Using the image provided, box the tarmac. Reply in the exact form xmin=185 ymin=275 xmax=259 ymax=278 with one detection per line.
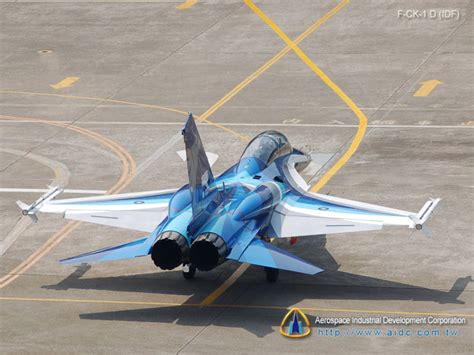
xmin=0 ymin=0 xmax=473 ymax=353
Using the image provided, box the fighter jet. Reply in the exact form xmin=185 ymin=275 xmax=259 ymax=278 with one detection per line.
xmin=17 ymin=114 xmax=440 ymax=281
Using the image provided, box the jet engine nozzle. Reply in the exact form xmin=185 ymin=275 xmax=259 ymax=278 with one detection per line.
xmin=151 ymin=231 xmax=189 ymax=270
xmin=190 ymin=233 xmax=227 ymax=271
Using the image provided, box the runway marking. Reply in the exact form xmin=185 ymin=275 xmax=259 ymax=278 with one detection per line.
xmin=282 ymin=118 xmax=301 ymax=124
xmin=200 ymin=0 xmax=351 ymax=306
xmin=245 ymin=0 xmax=368 ymax=194
xmin=0 ymin=218 xmax=32 ymax=257
xmin=77 ymin=122 xmax=474 ymax=129
xmin=0 ymin=148 xmax=70 ymax=188
xmin=0 ymin=90 xmax=249 ymax=141
xmin=176 ymin=0 xmax=197 ymax=10
xmin=414 ymin=79 xmax=442 ymax=97
xmin=2 ymin=120 xmax=473 ymax=129
xmin=0 ymin=90 xmax=188 ymax=115
xmin=1 ymin=0 xmax=350 ymax=304
xmin=136 ymin=132 xmax=183 ymax=175
xmin=200 ymin=263 xmax=249 ymax=306
xmin=0 ymin=296 xmax=472 ymax=318
xmin=0 ymin=114 xmax=136 ymax=288
xmin=198 ymin=0 xmax=351 ymax=121
xmin=0 ymin=148 xmax=70 ymax=256
xmin=0 ymin=188 xmax=106 ymax=194
xmin=50 ymin=77 xmax=80 ymax=90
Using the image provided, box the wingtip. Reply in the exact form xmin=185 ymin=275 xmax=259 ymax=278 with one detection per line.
xmin=16 ymin=200 xmax=28 ymax=211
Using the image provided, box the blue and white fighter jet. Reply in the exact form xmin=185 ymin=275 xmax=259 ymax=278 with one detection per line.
xmin=18 ymin=114 xmax=440 ymax=281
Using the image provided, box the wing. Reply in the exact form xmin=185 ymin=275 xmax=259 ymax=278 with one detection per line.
xmin=267 ymin=152 xmax=440 ymax=238
xmin=25 ymin=188 xmax=176 ymax=232
xmin=270 ymin=191 xmax=440 ymax=238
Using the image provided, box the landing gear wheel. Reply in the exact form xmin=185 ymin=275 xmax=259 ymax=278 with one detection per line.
xmin=182 ymin=264 xmax=196 ymax=280
xmin=264 ymin=267 xmax=279 ymax=282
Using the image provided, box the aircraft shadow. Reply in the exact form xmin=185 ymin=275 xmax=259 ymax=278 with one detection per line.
xmin=44 ymin=236 xmax=471 ymax=338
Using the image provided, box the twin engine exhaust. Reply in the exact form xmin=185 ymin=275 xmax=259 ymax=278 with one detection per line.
xmin=189 ymin=233 xmax=227 ymax=271
xmin=151 ymin=231 xmax=227 ymax=271
xmin=151 ymin=231 xmax=189 ymax=270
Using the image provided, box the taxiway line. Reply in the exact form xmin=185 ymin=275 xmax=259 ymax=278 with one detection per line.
xmin=0 ymin=147 xmax=70 ymax=188
xmin=0 ymin=114 xmax=137 ymax=288
xmin=2 ymin=120 xmax=470 ymax=129
xmin=0 ymin=148 xmax=71 ymax=257
xmin=0 ymin=188 xmax=106 ymax=194
xmin=0 ymin=296 xmax=472 ymax=318
xmin=0 ymin=90 xmax=249 ymax=141
xmin=198 ymin=0 xmax=350 ymax=122
xmin=176 ymin=0 xmax=198 ymax=10
xmin=50 ymin=76 xmax=80 ymax=90
xmin=200 ymin=263 xmax=249 ymax=306
xmin=199 ymin=0 xmax=351 ymax=306
xmin=244 ymin=0 xmax=368 ymax=194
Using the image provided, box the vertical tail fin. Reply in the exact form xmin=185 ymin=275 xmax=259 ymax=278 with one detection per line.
xmin=182 ymin=113 xmax=214 ymax=216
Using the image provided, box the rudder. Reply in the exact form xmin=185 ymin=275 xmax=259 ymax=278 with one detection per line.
xmin=182 ymin=113 xmax=215 ymax=216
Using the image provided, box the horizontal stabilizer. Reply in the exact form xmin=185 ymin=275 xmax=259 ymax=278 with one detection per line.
xmin=60 ymin=236 xmax=153 ymax=265
xmin=236 ymin=239 xmax=324 ymax=275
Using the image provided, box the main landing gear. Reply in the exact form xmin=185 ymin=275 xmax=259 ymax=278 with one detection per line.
xmin=182 ymin=264 xmax=196 ymax=280
xmin=264 ymin=267 xmax=279 ymax=282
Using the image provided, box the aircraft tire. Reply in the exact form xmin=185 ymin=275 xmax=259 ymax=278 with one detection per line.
xmin=183 ymin=265 xmax=196 ymax=280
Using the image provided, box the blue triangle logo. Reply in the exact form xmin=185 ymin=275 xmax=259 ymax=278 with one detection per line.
xmin=280 ymin=307 xmax=311 ymax=338
xmin=289 ymin=311 xmax=302 ymax=334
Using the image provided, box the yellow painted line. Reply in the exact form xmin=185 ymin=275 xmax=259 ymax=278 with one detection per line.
xmin=176 ymin=0 xmax=198 ymax=10
xmin=0 ymin=296 xmax=472 ymax=318
xmin=0 ymin=114 xmax=137 ymax=289
xmin=0 ymin=90 xmax=188 ymax=116
xmin=199 ymin=0 xmax=351 ymax=122
xmin=413 ymin=79 xmax=442 ymax=97
xmin=50 ymin=77 xmax=80 ymax=90
xmin=2 ymin=0 xmax=352 ymax=301
xmin=0 ymin=90 xmax=248 ymax=141
xmin=199 ymin=1 xmax=351 ymax=306
xmin=200 ymin=263 xmax=250 ymax=305
xmin=245 ymin=0 xmax=368 ymax=194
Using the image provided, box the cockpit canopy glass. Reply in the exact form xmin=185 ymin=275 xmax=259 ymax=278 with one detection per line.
xmin=240 ymin=131 xmax=292 ymax=165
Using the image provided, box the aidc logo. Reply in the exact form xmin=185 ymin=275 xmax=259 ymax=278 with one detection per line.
xmin=280 ymin=308 xmax=311 ymax=338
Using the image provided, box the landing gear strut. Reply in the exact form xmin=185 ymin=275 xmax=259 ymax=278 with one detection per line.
xmin=264 ymin=267 xmax=279 ymax=282
xmin=182 ymin=264 xmax=196 ymax=280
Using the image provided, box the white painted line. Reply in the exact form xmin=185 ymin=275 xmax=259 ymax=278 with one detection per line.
xmin=1 ymin=120 xmax=472 ymax=128
xmin=135 ymin=132 xmax=182 ymax=176
xmin=0 ymin=188 xmax=106 ymax=194
xmin=0 ymin=148 xmax=72 ymax=257
xmin=76 ymin=122 xmax=474 ymax=129
xmin=0 ymin=217 xmax=31 ymax=257
xmin=81 ymin=122 xmax=474 ymax=128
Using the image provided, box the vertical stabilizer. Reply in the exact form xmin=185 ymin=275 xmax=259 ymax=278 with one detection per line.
xmin=182 ymin=113 xmax=215 ymax=216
